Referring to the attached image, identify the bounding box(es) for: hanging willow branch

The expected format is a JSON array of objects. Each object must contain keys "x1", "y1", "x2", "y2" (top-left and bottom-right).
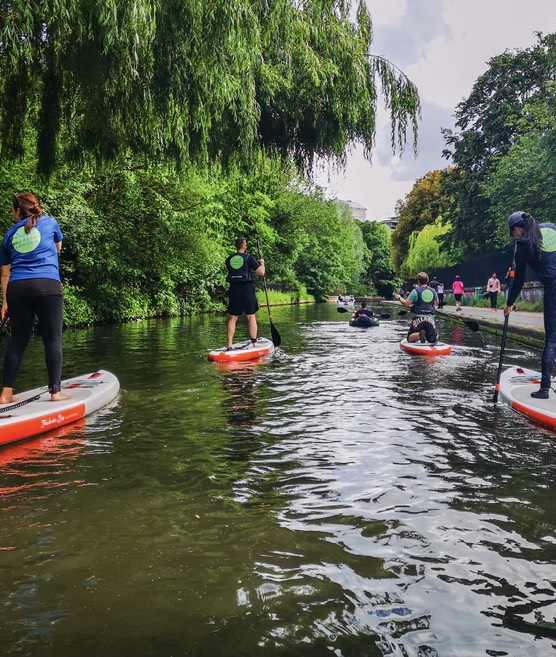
[{"x1": 0, "y1": 0, "x2": 421, "y2": 175}]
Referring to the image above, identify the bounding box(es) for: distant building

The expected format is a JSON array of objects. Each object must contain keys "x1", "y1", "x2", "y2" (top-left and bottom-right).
[
  {"x1": 379, "y1": 216, "x2": 398, "y2": 230},
  {"x1": 335, "y1": 199, "x2": 367, "y2": 221}
]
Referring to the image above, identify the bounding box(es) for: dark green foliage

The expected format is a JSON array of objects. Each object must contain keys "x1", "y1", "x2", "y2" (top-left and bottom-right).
[
  {"x1": 0, "y1": 147, "x2": 385, "y2": 323},
  {"x1": 359, "y1": 220, "x2": 397, "y2": 297}
]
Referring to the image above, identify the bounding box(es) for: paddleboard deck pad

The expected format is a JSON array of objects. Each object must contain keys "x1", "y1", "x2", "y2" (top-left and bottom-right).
[
  {"x1": 0, "y1": 370, "x2": 120, "y2": 447},
  {"x1": 208, "y1": 337, "x2": 275, "y2": 363},
  {"x1": 400, "y1": 339, "x2": 451, "y2": 355},
  {"x1": 349, "y1": 315, "x2": 380, "y2": 328},
  {"x1": 499, "y1": 366, "x2": 556, "y2": 429}
]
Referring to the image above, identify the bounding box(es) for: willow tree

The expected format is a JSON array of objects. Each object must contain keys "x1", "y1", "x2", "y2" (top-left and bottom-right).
[{"x1": 0, "y1": 0, "x2": 420, "y2": 175}]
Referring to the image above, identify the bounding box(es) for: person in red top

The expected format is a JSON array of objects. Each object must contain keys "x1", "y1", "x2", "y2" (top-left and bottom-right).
[
  {"x1": 486, "y1": 272, "x2": 501, "y2": 310},
  {"x1": 451, "y1": 275, "x2": 465, "y2": 311}
]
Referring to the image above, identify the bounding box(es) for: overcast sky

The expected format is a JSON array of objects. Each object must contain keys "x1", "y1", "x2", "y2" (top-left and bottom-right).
[{"x1": 315, "y1": 0, "x2": 556, "y2": 221}]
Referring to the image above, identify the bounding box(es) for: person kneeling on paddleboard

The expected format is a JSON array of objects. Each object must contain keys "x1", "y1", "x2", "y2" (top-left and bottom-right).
[
  {"x1": 506, "y1": 211, "x2": 556, "y2": 399},
  {"x1": 351, "y1": 301, "x2": 374, "y2": 320},
  {"x1": 395, "y1": 272, "x2": 439, "y2": 344},
  {"x1": 225, "y1": 237, "x2": 265, "y2": 350}
]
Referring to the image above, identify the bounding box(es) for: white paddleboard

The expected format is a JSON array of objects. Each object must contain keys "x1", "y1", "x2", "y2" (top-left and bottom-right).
[
  {"x1": 498, "y1": 366, "x2": 556, "y2": 429},
  {"x1": 0, "y1": 370, "x2": 120, "y2": 447}
]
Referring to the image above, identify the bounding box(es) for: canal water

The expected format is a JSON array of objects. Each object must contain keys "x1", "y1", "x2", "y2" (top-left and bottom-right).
[{"x1": 0, "y1": 304, "x2": 554, "y2": 657}]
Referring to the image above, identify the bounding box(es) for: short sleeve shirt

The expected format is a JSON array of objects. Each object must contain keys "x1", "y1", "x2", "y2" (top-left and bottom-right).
[{"x1": 0, "y1": 215, "x2": 63, "y2": 282}]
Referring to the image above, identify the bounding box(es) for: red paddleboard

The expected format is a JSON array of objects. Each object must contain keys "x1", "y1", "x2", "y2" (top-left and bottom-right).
[
  {"x1": 0, "y1": 370, "x2": 119, "y2": 448},
  {"x1": 400, "y1": 339, "x2": 451, "y2": 356},
  {"x1": 208, "y1": 337, "x2": 275, "y2": 363}
]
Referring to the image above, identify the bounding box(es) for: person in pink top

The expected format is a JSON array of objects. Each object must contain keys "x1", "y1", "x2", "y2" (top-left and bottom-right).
[
  {"x1": 452, "y1": 275, "x2": 465, "y2": 311},
  {"x1": 486, "y1": 272, "x2": 501, "y2": 310}
]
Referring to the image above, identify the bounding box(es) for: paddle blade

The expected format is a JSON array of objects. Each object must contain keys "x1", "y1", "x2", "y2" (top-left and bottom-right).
[
  {"x1": 379, "y1": 313, "x2": 391, "y2": 319},
  {"x1": 337, "y1": 306, "x2": 349, "y2": 313},
  {"x1": 465, "y1": 320, "x2": 480, "y2": 332},
  {"x1": 270, "y1": 321, "x2": 281, "y2": 348}
]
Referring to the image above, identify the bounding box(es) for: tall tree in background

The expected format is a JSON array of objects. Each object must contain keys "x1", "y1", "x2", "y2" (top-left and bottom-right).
[
  {"x1": 0, "y1": 0, "x2": 420, "y2": 176},
  {"x1": 391, "y1": 169, "x2": 451, "y2": 275},
  {"x1": 359, "y1": 220, "x2": 396, "y2": 297},
  {"x1": 482, "y1": 88, "x2": 556, "y2": 248},
  {"x1": 441, "y1": 32, "x2": 556, "y2": 258}
]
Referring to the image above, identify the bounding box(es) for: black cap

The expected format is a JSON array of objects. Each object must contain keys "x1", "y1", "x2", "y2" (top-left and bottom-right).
[{"x1": 508, "y1": 211, "x2": 527, "y2": 234}]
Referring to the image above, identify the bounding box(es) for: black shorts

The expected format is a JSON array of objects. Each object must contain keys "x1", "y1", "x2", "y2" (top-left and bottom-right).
[
  {"x1": 454, "y1": 293, "x2": 463, "y2": 302},
  {"x1": 227, "y1": 283, "x2": 259, "y2": 316},
  {"x1": 407, "y1": 317, "x2": 437, "y2": 342}
]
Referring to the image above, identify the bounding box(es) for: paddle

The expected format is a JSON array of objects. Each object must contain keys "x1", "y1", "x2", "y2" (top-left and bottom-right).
[
  {"x1": 493, "y1": 245, "x2": 517, "y2": 404},
  {"x1": 0, "y1": 314, "x2": 9, "y2": 335},
  {"x1": 255, "y1": 239, "x2": 281, "y2": 348}
]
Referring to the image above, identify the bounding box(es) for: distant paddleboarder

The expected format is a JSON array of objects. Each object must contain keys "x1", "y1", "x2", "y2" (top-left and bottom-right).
[
  {"x1": 225, "y1": 237, "x2": 265, "y2": 350},
  {"x1": 505, "y1": 211, "x2": 556, "y2": 399},
  {"x1": 395, "y1": 272, "x2": 439, "y2": 345},
  {"x1": 351, "y1": 301, "x2": 374, "y2": 320}
]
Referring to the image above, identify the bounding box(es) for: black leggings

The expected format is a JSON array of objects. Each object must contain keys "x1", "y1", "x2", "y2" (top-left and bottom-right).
[
  {"x1": 489, "y1": 291, "x2": 498, "y2": 308},
  {"x1": 3, "y1": 281, "x2": 64, "y2": 394},
  {"x1": 541, "y1": 279, "x2": 556, "y2": 389}
]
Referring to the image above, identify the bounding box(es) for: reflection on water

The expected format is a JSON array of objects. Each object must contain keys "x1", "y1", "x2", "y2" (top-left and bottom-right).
[{"x1": 0, "y1": 305, "x2": 554, "y2": 657}]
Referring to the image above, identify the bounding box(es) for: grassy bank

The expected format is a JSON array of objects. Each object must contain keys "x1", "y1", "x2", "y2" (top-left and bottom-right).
[{"x1": 255, "y1": 286, "x2": 315, "y2": 306}]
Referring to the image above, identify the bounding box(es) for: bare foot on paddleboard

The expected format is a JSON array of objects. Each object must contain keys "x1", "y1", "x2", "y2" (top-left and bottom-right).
[
  {"x1": 0, "y1": 395, "x2": 19, "y2": 404},
  {"x1": 50, "y1": 392, "x2": 71, "y2": 402}
]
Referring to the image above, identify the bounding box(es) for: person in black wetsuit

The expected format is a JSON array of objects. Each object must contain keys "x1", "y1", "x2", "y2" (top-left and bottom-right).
[
  {"x1": 225, "y1": 236, "x2": 265, "y2": 349},
  {"x1": 0, "y1": 193, "x2": 70, "y2": 404},
  {"x1": 395, "y1": 272, "x2": 438, "y2": 344},
  {"x1": 351, "y1": 301, "x2": 374, "y2": 320},
  {"x1": 505, "y1": 211, "x2": 556, "y2": 399}
]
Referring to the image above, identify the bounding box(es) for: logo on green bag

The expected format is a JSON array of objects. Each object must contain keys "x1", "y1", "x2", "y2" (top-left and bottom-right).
[
  {"x1": 229, "y1": 254, "x2": 245, "y2": 269},
  {"x1": 421, "y1": 289, "x2": 434, "y2": 303},
  {"x1": 541, "y1": 227, "x2": 556, "y2": 253},
  {"x1": 12, "y1": 226, "x2": 40, "y2": 254}
]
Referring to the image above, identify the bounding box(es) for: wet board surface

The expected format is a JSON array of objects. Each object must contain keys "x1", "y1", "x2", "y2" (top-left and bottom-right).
[
  {"x1": 208, "y1": 337, "x2": 275, "y2": 363},
  {"x1": 399, "y1": 339, "x2": 451, "y2": 356},
  {"x1": 0, "y1": 370, "x2": 120, "y2": 447},
  {"x1": 499, "y1": 366, "x2": 556, "y2": 429}
]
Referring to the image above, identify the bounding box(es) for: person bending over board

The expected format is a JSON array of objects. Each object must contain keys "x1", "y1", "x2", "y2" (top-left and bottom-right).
[
  {"x1": 0, "y1": 193, "x2": 70, "y2": 403},
  {"x1": 225, "y1": 237, "x2": 265, "y2": 350},
  {"x1": 505, "y1": 211, "x2": 556, "y2": 399},
  {"x1": 395, "y1": 272, "x2": 439, "y2": 344}
]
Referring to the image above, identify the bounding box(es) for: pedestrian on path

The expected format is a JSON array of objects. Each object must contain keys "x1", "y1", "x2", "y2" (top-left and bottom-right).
[
  {"x1": 437, "y1": 281, "x2": 445, "y2": 308},
  {"x1": 505, "y1": 211, "x2": 556, "y2": 399},
  {"x1": 452, "y1": 275, "x2": 465, "y2": 311},
  {"x1": 486, "y1": 272, "x2": 501, "y2": 310}
]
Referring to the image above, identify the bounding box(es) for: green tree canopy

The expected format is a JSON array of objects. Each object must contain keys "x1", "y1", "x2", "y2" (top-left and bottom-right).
[
  {"x1": 359, "y1": 220, "x2": 396, "y2": 296},
  {"x1": 404, "y1": 217, "x2": 455, "y2": 278},
  {"x1": 391, "y1": 169, "x2": 451, "y2": 274},
  {"x1": 441, "y1": 32, "x2": 556, "y2": 257},
  {"x1": 482, "y1": 89, "x2": 556, "y2": 248},
  {"x1": 0, "y1": 0, "x2": 420, "y2": 176}
]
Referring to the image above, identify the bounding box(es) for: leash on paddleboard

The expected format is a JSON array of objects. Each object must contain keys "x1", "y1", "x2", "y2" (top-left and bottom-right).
[
  {"x1": 493, "y1": 243, "x2": 517, "y2": 404},
  {"x1": 0, "y1": 393, "x2": 43, "y2": 413},
  {"x1": 255, "y1": 239, "x2": 281, "y2": 348}
]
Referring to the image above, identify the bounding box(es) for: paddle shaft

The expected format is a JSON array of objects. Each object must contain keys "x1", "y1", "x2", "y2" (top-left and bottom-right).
[
  {"x1": 255, "y1": 240, "x2": 281, "y2": 347},
  {"x1": 493, "y1": 244, "x2": 517, "y2": 403}
]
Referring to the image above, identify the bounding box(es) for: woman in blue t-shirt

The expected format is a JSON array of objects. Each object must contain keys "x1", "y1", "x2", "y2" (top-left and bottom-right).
[{"x1": 0, "y1": 193, "x2": 70, "y2": 403}]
